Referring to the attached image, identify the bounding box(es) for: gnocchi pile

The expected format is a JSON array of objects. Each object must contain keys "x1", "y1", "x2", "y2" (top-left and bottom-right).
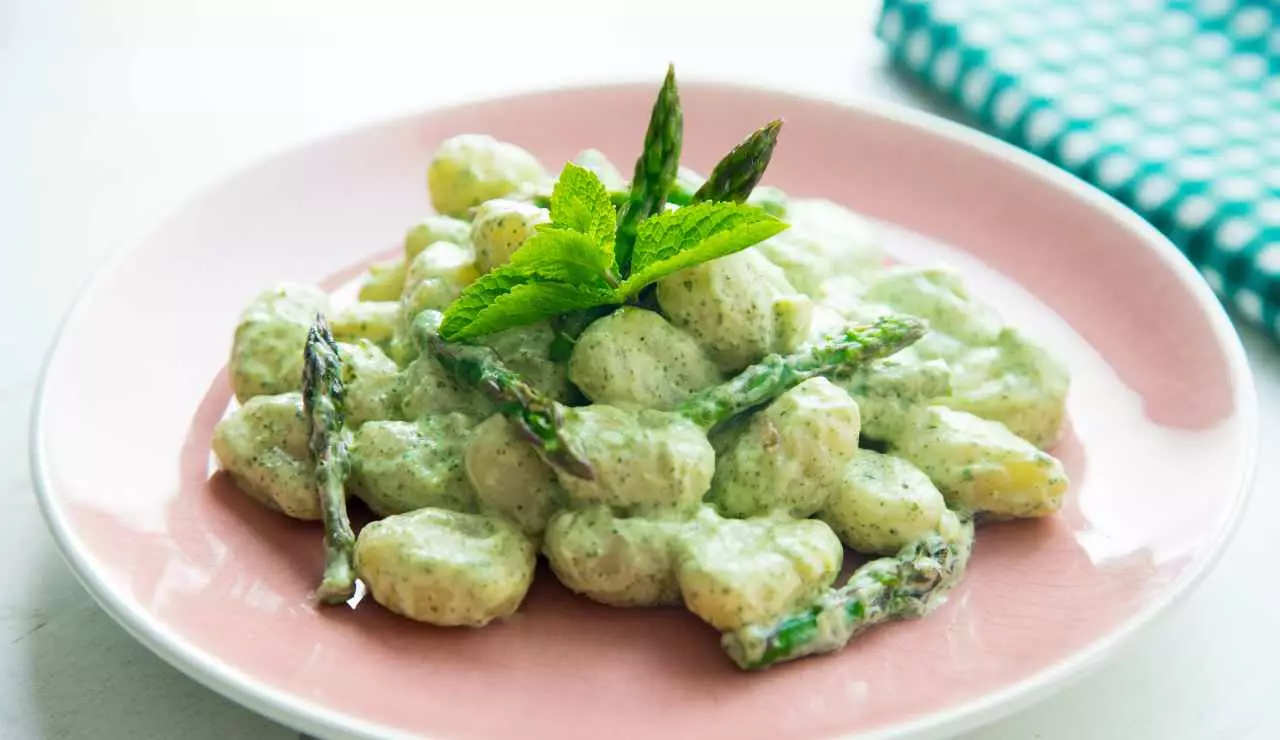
[{"x1": 212, "y1": 69, "x2": 1069, "y2": 671}]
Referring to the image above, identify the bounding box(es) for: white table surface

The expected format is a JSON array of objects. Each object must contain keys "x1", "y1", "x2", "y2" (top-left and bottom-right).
[{"x1": 3, "y1": 2, "x2": 1277, "y2": 738}]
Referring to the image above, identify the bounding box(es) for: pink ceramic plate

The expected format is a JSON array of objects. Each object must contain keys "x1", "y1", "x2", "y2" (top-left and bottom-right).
[{"x1": 32, "y1": 83, "x2": 1256, "y2": 740}]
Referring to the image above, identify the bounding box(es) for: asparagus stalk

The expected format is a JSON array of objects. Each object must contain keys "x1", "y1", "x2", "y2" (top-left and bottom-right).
[
  {"x1": 674, "y1": 315, "x2": 928, "y2": 430},
  {"x1": 302, "y1": 314, "x2": 358, "y2": 605},
  {"x1": 722, "y1": 516, "x2": 975, "y2": 670},
  {"x1": 418, "y1": 322, "x2": 596, "y2": 480},
  {"x1": 615, "y1": 64, "x2": 682, "y2": 273},
  {"x1": 690, "y1": 120, "x2": 784, "y2": 204}
]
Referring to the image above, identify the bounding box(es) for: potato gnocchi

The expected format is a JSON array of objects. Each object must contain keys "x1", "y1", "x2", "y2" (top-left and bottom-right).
[{"x1": 212, "y1": 69, "x2": 1069, "y2": 672}]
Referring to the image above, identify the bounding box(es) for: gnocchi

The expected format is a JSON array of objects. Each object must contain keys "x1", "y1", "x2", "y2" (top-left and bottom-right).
[
  {"x1": 211, "y1": 392, "x2": 326, "y2": 520},
  {"x1": 568, "y1": 307, "x2": 721, "y2": 410},
  {"x1": 676, "y1": 508, "x2": 843, "y2": 631},
  {"x1": 349, "y1": 415, "x2": 478, "y2": 517},
  {"x1": 229, "y1": 283, "x2": 328, "y2": 401},
  {"x1": 708, "y1": 377, "x2": 861, "y2": 518},
  {"x1": 543, "y1": 506, "x2": 685, "y2": 607},
  {"x1": 657, "y1": 249, "x2": 814, "y2": 372},
  {"x1": 216, "y1": 76, "x2": 1074, "y2": 672},
  {"x1": 355, "y1": 508, "x2": 536, "y2": 627},
  {"x1": 427, "y1": 134, "x2": 547, "y2": 217}
]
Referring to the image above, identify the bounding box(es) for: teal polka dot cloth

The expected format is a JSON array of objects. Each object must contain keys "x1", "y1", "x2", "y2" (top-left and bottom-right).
[{"x1": 877, "y1": 0, "x2": 1280, "y2": 340}]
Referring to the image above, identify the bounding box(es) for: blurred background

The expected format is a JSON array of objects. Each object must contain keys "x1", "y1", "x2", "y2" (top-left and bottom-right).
[{"x1": 1, "y1": 1, "x2": 1276, "y2": 738}]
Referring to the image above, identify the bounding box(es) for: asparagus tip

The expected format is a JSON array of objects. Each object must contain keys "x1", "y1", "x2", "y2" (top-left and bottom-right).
[{"x1": 511, "y1": 411, "x2": 596, "y2": 480}]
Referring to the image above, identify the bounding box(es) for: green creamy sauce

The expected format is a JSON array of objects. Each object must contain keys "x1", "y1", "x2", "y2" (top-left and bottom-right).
[
  {"x1": 464, "y1": 414, "x2": 564, "y2": 536},
  {"x1": 655, "y1": 249, "x2": 813, "y2": 373},
  {"x1": 568, "y1": 307, "x2": 722, "y2": 410},
  {"x1": 543, "y1": 505, "x2": 686, "y2": 607},
  {"x1": 349, "y1": 414, "x2": 479, "y2": 517},
  {"x1": 229, "y1": 284, "x2": 329, "y2": 402},
  {"x1": 675, "y1": 508, "x2": 843, "y2": 631},
  {"x1": 708, "y1": 377, "x2": 860, "y2": 519},
  {"x1": 211, "y1": 391, "x2": 326, "y2": 520},
  {"x1": 225, "y1": 155, "x2": 1071, "y2": 661},
  {"x1": 556, "y1": 406, "x2": 714, "y2": 514},
  {"x1": 354, "y1": 507, "x2": 536, "y2": 627}
]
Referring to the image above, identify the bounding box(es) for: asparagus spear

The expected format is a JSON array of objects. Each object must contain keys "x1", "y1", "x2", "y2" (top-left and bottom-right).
[
  {"x1": 540, "y1": 113, "x2": 777, "y2": 221},
  {"x1": 540, "y1": 115, "x2": 776, "y2": 215},
  {"x1": 690, "y1": 120, "x2": 784, "y2": 204},
  {"x1": 302, "y1": 314, "x2": 358, "y2": 605},
  {"x1": 611, "y1": 121, "x2": 782, "y2": 210},
  {"x1": 722, "y1": 516, "x2": 975, "y2": 670},
  {"x1": 674, "y1": 315, "x2": 928, "y2": 430},
  {"x1": 615, "y1": 64, "x2": 682, "y2": 273},
  {"x1": 416, "y1": 319, "x2": 596, "y2": 480}
]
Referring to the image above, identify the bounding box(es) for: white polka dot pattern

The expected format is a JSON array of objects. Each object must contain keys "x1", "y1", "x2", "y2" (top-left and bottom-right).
[
  {"x1": 1217, "y1": 219, "x2": 1259, "y2": 252},
  {"x1": 932, "y1": 48, "x2": 962, "y2": 89},
  {"x1": 878, "y1": 0, "x2": 1280, "y2": 337},
  {"x1": 1201, "y1": 265, "x2": 1226, "y2": 293},
  {"x1": 1137, "y1": 175, "x2": 1178, "y2": 210},
  {"x1": 1236, "y1": 289, "x2": 1263, "y2": 322},
  {"x1": 1259, "y1": 201, "x2": 1280, "y2": 225},
  {"x1": 1176, "y1": 197, "x2": 1217, "y2": 230},
  {"x1": 1258, "y1": 244, "x2": 1280, "y2": 274}
]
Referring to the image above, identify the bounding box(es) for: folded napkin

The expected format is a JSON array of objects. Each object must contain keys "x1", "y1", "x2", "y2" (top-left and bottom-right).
[{"x1": 877, "y1": 0, "x2": 1280, "y2": 340}]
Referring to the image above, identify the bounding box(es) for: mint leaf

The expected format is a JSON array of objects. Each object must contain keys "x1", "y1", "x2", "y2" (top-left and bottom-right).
[
  {"x1": 617, "y1": 202, "x2": 789, "y2": 298},
  {"x1": 550, "y1": 162, "x2": 616, "y2": 254},
  {"x1": 439, "y1": 269, "x2": 529, "y2": 340},
  {"x1": 443, "y1": 277, "x2": 615, "y2": 340},
  {"x1": 440, "y1": 226, "x2": 616, "y2": 340},
  {"x1": 511, "y1": 226, "x2": 614, "y2": 281}
]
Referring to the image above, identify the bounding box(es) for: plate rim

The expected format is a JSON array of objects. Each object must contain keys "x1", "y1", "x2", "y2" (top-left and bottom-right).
[{"x1": 29, "y1": 79, "x2": 1259, "y2": 740}]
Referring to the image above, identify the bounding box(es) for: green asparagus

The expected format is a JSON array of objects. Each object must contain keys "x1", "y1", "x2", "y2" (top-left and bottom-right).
[
  {"x1": 722, "y1": 516, "x2": 974, "y2": 670},
  {"x1": 691, "y1": 120, "x2": 784, "y2": 204},
  {"x1": 608, "y1": 121, "x2": 782, "y2": 211},
  {"x1": 415, "y1": 316, "x2": 595, "y2": 480},
  {"x1": 302, "y1": 314, "x2": 358, "y2": 604},
  {"x1": 674, "y1": 315, "x2": 928, "y2": 430},
  {"x1": 615, "y1": 64, "x2": 682, "y2": 273}
]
